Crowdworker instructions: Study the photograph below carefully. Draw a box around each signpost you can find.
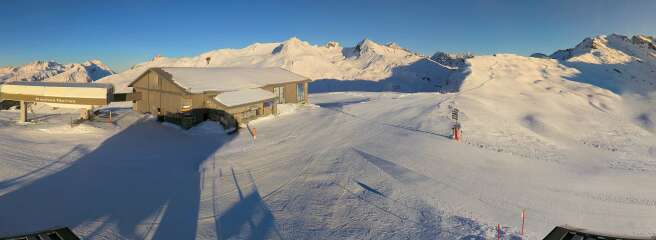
[452,108,459,122]
[451,108,461,141]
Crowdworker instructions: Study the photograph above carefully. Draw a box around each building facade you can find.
[128,67,310,125]
[0,81,114,122]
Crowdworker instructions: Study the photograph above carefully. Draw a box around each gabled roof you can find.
[214,88,276,107]
[130,67,309,93]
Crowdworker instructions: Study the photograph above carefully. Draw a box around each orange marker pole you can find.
[453,126,461,142]
[456,127,461,141]
[252,127,257,140]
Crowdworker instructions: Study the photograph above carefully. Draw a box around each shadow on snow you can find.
[309,58,467,94]
[217,169,282,240]
[0,118,241,239]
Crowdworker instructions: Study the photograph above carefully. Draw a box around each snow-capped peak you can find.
[325,41,340,48]
[631,35,656,51]
[550,34,656,62]
[354,38,386,55]
[547,34,656,93]
[430,52,474,68]
[271,37,314,55]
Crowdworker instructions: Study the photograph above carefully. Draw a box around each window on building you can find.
[181,98,192,112]
[296,83,305,102]
[273,87,285,104]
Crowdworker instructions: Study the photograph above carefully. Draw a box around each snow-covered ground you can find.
[1,34,655,239]
[0,90,654,239]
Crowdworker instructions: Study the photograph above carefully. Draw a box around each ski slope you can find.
[0,90,654,239]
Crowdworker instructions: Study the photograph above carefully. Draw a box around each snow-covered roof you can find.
[2,81,113,89]
[154,67,308,93]
[214,88,275,107]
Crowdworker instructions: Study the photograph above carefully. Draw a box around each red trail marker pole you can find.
[497,224,501,240]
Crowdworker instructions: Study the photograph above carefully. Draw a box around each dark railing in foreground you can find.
[544,226,656,240]
[0,227,79,240]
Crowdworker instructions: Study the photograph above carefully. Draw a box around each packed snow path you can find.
[0,92,655,239]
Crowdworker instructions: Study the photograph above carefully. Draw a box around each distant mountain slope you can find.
[0,60,114,84]
[430,52,473,69]
[547,34,656,94]
[452,54,655,165]
[99,37,456,93]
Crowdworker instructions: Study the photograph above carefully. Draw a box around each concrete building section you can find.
[19,101,27,122]
[128,67,310,125]
[0,82,113,106]
[0,81,114,122]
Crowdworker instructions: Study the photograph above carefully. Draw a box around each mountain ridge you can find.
[0,60,115,84]
[99,37,455,93]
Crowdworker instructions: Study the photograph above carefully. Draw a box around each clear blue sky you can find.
[2,0,655,72]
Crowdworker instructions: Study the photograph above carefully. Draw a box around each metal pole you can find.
[521,209,526,236]
[19,101,27,122]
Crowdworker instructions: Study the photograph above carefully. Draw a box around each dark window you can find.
[296,83,305,102]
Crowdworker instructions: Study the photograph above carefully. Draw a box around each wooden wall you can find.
[132,70,189,115]
[262,80,309,104]
[131,69,307,125]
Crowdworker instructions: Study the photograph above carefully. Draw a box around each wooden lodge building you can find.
[128,67,310,127]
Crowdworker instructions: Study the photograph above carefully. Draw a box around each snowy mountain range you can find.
[535,34,656,93]
[98,34,656,96]
[0,60,115,84]
[99,37,456,93]
[96,34,656,147]
[452,34,656,162]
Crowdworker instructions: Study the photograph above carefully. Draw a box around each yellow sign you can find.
[35,97,78,104]
[0,93,108,105]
